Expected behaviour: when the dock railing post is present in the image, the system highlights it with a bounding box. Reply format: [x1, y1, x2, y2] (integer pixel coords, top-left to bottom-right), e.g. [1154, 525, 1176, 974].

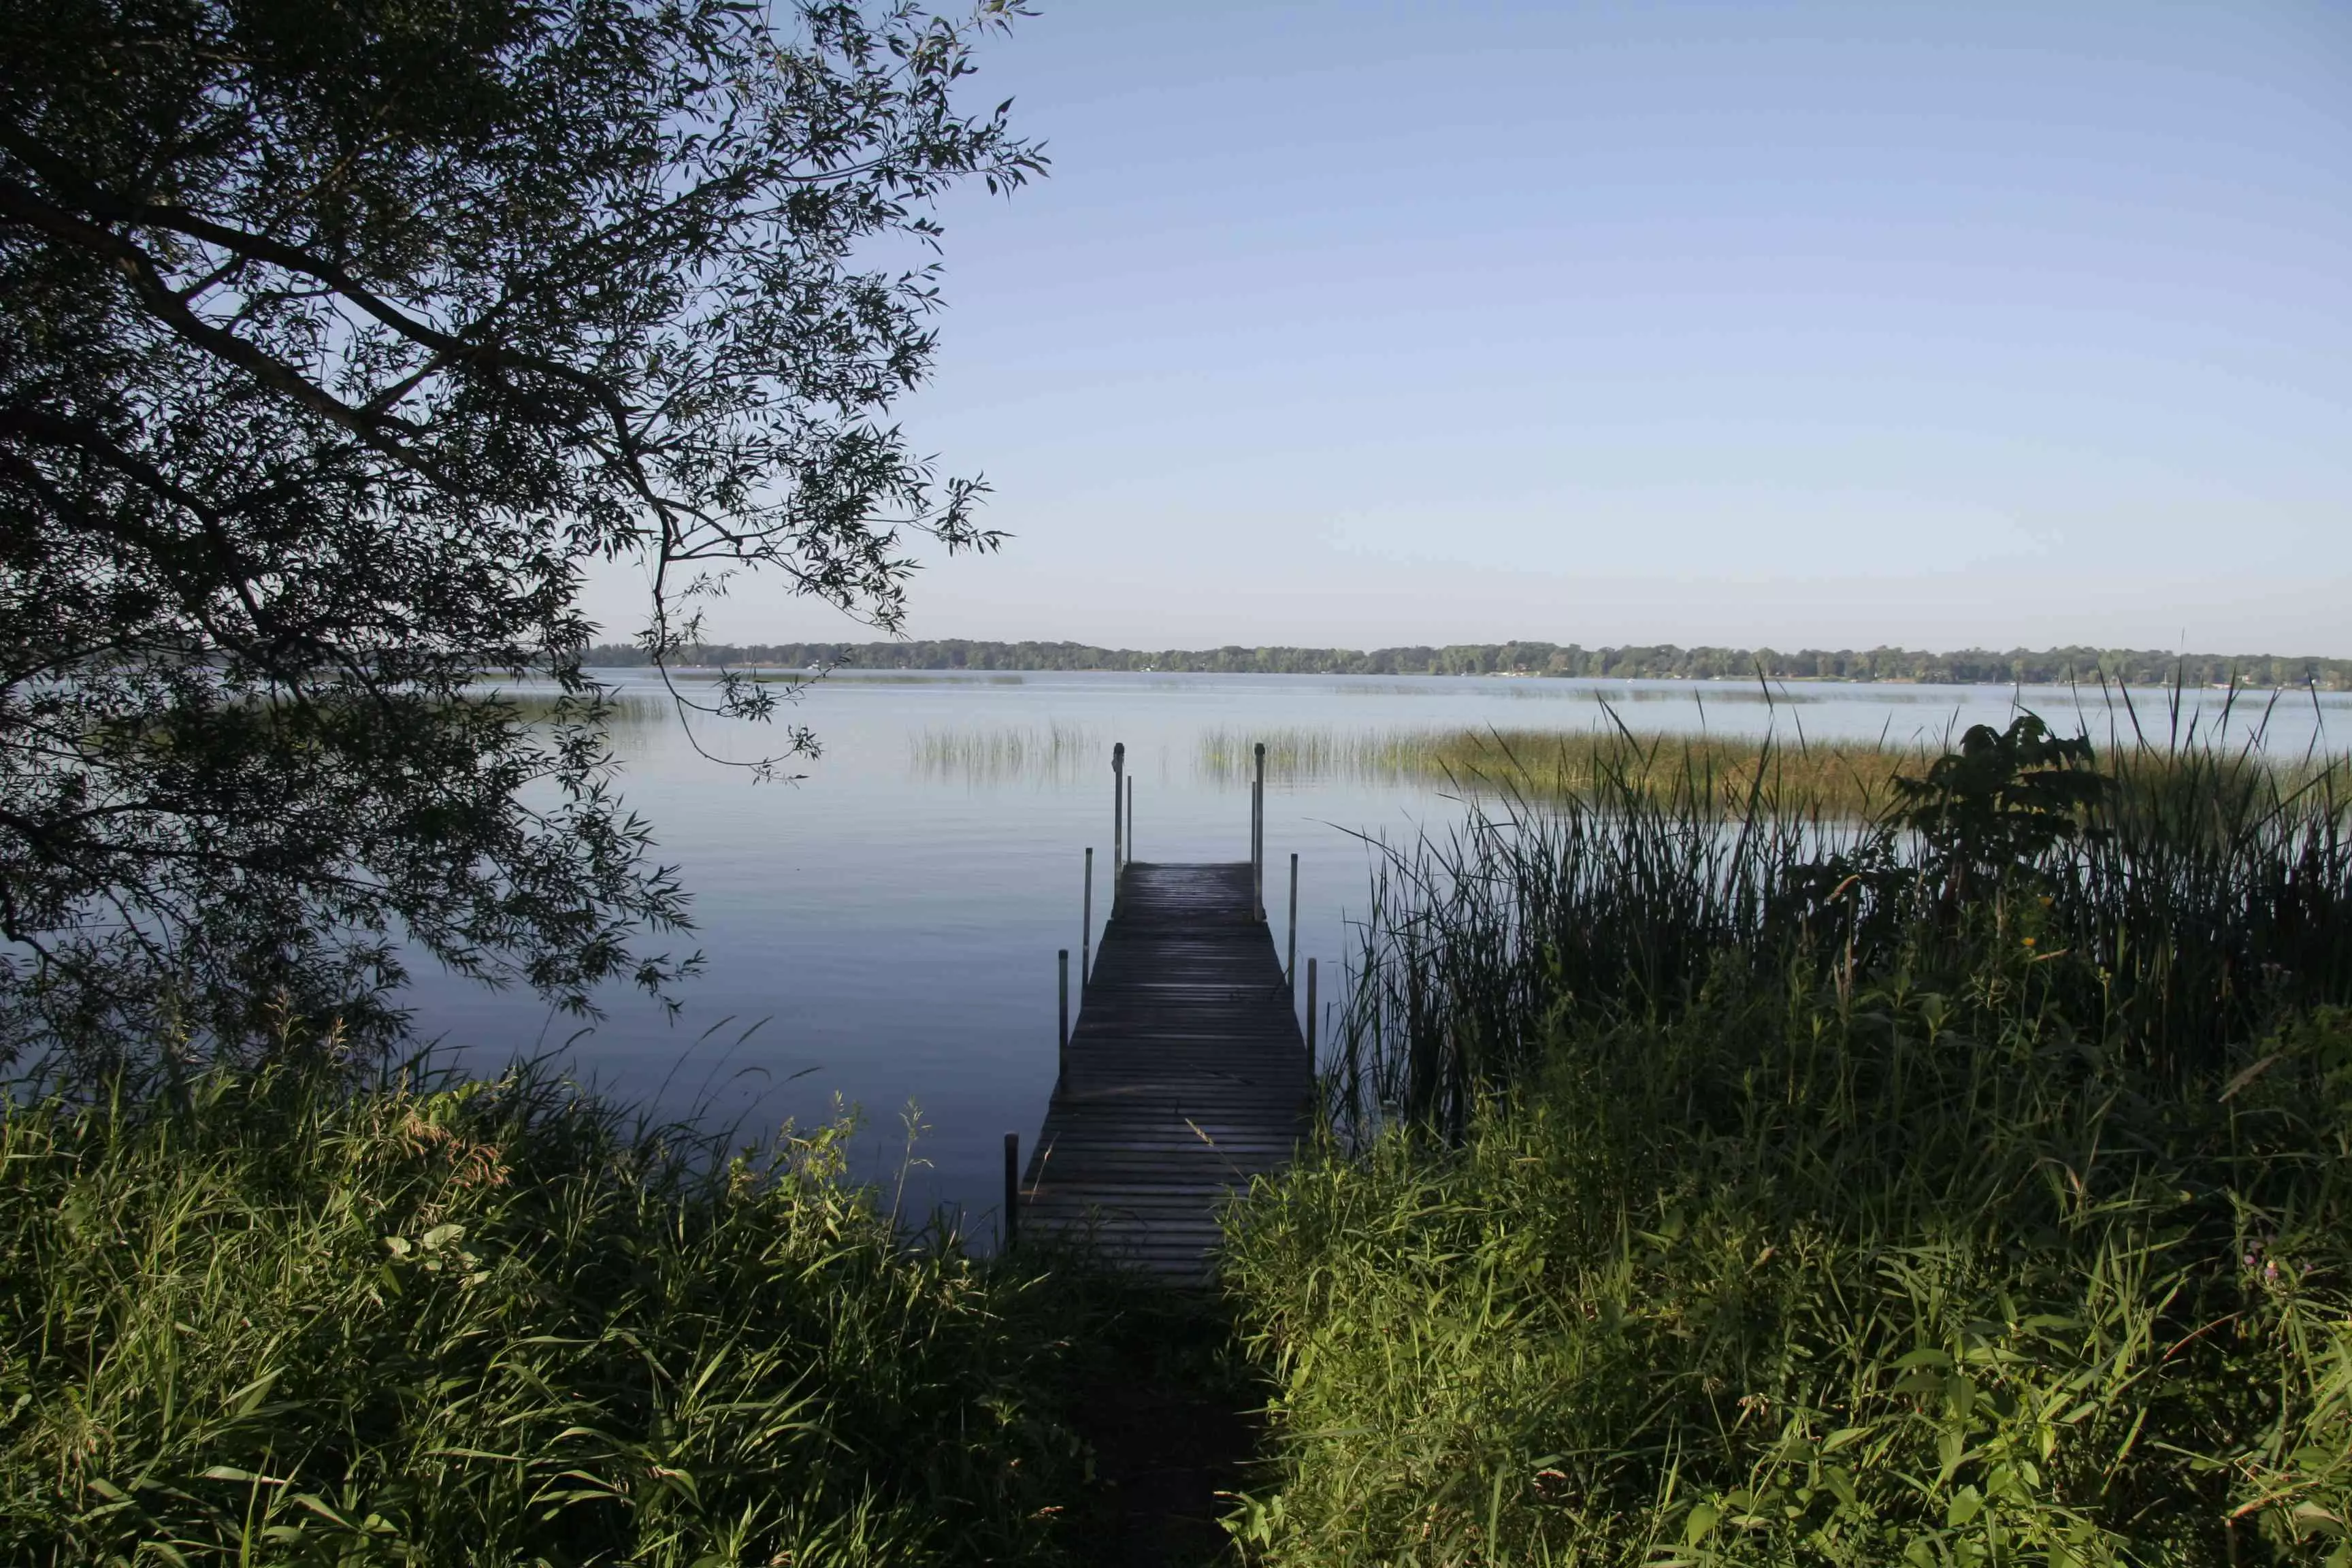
[1127, 775, 1135, 865]
[1081, 848, 1093, 985]
[1251, 779, 1260, 917]
[1058, 949, 1070, 1073]
[1003, 1132, 1019, 1251]
[1306, 957, 1318, 1073]
[1252, 742, 1266, 919]
[1287, 852, 1298, 987]
[1111, 742, 1125, 880]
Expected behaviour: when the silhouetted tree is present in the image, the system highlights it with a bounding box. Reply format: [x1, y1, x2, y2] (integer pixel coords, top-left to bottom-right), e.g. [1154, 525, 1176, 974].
[0, 0, 1039, 1061]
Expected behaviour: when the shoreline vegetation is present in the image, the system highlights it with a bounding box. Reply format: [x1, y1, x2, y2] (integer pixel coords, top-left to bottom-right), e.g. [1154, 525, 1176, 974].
[0, 1049, 1237, 1565]
[1200, 725, 2351, 819]
[582, 638, 2352, 691]
[1224, 719, 2352, 1565]
[11, 720, 2350, 1564]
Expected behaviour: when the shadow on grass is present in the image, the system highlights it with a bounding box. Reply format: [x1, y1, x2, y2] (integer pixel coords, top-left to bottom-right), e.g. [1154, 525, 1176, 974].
[996, 1241, 1273, 1567]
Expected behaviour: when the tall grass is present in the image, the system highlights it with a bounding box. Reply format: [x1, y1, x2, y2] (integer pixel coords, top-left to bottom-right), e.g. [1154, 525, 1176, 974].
[1319, 728, 2351, 1135]
[1222, 719, 2352, 1565]
[0, 1051, 1097, 1565]
[909, 721, 1099, 785]
[1226, 988, 2352, 1565]
[466, 689, 671, 726]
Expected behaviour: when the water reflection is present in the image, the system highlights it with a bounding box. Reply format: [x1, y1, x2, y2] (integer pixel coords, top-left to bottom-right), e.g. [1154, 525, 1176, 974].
[407, 668, 2347, 1233]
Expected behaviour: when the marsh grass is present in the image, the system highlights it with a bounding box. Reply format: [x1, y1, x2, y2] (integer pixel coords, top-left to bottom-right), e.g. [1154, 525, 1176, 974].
[1200, 725, 1922, 814]
[1326, 724, 2347, 1130]
[910, 721, 1099, 785]
[467, 689, 670, 727]
[1198, 723, 2342, 822]
[0, 1051, 1142, 1565]
[1221, 719, 2352, 1565]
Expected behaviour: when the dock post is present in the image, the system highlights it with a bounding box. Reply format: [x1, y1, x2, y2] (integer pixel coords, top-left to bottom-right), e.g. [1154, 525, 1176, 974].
[1111, 742, 1125, 877]
[1306, 957, 1318, 1073]
[1003, 1132, 1019, 1250]
[1252, 743, 1266, 919]
[1253, 780, 1265, 919]
[1058, 948, 1070, 1071]
[1287, 852, 1298, 987]
[1128, 775, 1135, 864]
[1082, 848, 1094, 985]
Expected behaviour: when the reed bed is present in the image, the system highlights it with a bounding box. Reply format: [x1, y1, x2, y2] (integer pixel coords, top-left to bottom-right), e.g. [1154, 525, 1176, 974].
[1198, 721, 2337, 823]
[1414, 730, 1913, 814]
[466, 689, 671, 726]
[0, 1053, 1109, 1565]
[1317, 726, 2351, 1130]
[1200, 724, 1923, 815]
[1222, 721, 2352, 1565]
[909, 721, 1100, 785]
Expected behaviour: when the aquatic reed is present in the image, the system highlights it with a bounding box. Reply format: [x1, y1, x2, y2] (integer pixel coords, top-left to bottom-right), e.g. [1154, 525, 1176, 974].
[1198, 722, 2342, 823]
[465, 689, 671, 725]
[909, 721, 1100, 785]
[1315, 726, 2350, 1134]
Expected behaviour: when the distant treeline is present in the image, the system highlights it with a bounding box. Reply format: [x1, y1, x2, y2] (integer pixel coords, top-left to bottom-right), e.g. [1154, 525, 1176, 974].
[583, 640, 2352, 690]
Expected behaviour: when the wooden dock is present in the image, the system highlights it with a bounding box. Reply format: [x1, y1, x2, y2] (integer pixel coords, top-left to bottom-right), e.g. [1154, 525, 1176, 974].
[1019, 857, 1314, 1281]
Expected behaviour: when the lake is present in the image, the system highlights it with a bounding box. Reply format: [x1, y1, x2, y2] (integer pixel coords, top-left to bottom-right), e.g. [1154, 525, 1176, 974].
[407, 669, 2348, 1234]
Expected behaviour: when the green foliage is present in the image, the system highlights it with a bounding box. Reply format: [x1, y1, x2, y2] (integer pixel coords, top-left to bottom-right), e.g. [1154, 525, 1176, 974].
[1225, 978, 2352, 1566]
[1322, 724, 2349, 1137]
[1222, 721, 2352, 1563]
[1, 0, 1039, 1062]
[1890, 716, 2114, 885]
[0, 1054, 1091, 1565]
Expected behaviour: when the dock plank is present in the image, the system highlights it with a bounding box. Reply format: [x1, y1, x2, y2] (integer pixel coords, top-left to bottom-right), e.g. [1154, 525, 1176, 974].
[1019, 860, 1312, 1281]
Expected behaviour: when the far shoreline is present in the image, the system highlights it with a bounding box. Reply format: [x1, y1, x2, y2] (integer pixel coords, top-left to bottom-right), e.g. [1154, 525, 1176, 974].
[575, 638, 2352, 692]
[585, 662, 2352, 696]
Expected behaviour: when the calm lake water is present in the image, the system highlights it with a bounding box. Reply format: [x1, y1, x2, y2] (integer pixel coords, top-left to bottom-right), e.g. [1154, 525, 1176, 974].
[407, 669, 2348, 1233]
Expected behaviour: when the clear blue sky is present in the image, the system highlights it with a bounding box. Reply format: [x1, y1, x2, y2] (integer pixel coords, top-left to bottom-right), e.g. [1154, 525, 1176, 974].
[587, 0, 2352, 655]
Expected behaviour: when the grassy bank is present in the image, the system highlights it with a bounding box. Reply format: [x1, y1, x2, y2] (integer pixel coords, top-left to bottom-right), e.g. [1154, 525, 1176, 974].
[1222, 723, 2352, 1565]
[0, 1054, 1123, 1565]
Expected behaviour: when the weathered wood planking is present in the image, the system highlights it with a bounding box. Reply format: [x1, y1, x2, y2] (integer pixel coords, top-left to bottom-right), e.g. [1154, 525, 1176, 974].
[1021, 861, 1312, 1280]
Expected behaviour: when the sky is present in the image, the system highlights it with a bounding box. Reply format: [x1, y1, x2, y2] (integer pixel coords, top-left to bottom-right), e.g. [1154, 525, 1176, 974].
[583, 0, 2352, 656]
